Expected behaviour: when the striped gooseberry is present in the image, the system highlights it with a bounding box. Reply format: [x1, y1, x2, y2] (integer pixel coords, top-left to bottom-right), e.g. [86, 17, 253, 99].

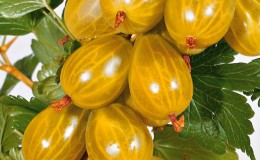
[164, 0, 235, 55]
[64, 0, 118, 41]
[60, 35, 132, 109]
[123, 87, 170, 127]
[151, 19, 206, 55]
[85, 103, 153, 160]
[128, 34, 193, 132]
[22, 104, 89, 160]
[224, 0, 260, 56]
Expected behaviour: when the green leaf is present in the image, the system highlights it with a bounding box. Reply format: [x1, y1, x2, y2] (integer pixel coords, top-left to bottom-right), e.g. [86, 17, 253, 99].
[0, 147, 24, 160]
[0, 95, 46, 116]
[191, 45, 260, 92]
[0, 0, 63, 18]
[33, 76, 65, 104]
[37, 60, 61, 81]
[0, 13, 40, 35]
[153, 125, 238, 160]
[0, 152, 13, 160]
[180, 43, 258, 160]
[244, 88, 260, 107]
[32, 44, 67, 104]
[0, 96, 46, 154]
[243, 59, 260, 107]
[0, 0, 44, 18]
[63, 39, 81, 55]
[30, 14, 71, 104]
[32, 16, 66, 64]
[7, 148, 24, 160]
[192, 62, 260, 92]
[180, 102, 228, 154]
[0, 0, 63, 35]
[0, 54, 39, 96]
[190, 43, 236, 67]
[32, 56, 67, 104]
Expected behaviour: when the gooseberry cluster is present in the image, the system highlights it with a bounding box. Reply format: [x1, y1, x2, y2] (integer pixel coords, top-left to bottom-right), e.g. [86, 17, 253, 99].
[22, 0, 260, 160]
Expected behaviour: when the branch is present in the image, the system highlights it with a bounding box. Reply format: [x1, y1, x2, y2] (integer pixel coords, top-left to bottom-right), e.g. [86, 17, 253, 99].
[0, 37, 17, 65]
[0, 65, 33, 88]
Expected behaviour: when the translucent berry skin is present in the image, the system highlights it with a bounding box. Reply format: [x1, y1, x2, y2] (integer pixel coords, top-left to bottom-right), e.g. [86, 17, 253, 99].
[60, 35, 132, 109]
[153, 19, 206, 55]
[22, 104, 89, 160]
[124, 89, 169, 127]
[225, 0, 260, 56]
[100, 0, 166, 34]
[64, 0, 118, 41]
[129, 34, 193, 120]
[164, 0, 235, 54]
[85, 103, 153, 160]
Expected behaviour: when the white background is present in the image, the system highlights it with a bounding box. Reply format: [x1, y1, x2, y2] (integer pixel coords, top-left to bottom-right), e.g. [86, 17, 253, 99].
[0, 3, 260, 160]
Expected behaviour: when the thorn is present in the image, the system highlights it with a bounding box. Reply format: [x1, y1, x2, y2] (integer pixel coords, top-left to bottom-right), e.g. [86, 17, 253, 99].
[182, 55, 191, 72]
[58, 35, 70, 46]
[186, 36, 196, 49]
[51, 95, 72, 111]
[169, 114, 185, 133]
[115, 10, 126, 29]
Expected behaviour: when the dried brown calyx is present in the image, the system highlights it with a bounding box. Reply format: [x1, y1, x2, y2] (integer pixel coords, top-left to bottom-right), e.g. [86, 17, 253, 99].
[58, 35, 70, 46]
[169, 114, 185, 133]
[115, 10, 126, 29]
[186, 35, 196, 49]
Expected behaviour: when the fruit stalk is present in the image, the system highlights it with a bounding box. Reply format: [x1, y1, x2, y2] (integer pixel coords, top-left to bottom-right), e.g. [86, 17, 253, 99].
[182, 55, 191, 72]
[51, 95, 72, 111]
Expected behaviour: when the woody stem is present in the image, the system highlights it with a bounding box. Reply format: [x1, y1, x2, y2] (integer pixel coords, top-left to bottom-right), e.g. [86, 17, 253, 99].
[1, 52, 11, 66]
[0, 37, 18, 65]
[0, 65, 33, 88]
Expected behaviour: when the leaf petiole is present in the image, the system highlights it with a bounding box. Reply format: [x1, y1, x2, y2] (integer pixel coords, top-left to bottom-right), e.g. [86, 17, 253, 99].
[41, 10, 67, 36]
[41, 0, 75, 40]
